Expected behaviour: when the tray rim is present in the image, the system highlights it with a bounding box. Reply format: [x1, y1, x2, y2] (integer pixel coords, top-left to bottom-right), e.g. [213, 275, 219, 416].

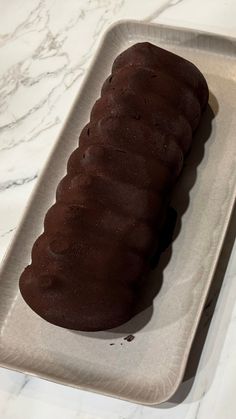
[0, 19, 236, 405]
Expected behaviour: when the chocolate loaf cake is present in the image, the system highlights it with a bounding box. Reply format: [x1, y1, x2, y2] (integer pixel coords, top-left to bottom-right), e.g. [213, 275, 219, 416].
[19, 42, 209, 331]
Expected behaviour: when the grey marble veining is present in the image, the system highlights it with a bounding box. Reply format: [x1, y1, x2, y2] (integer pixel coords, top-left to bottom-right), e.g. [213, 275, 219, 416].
[0, 0, 236, 418]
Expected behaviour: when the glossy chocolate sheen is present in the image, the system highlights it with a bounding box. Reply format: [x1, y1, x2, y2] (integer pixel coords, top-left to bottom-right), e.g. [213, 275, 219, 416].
[19, 42, 209, 331]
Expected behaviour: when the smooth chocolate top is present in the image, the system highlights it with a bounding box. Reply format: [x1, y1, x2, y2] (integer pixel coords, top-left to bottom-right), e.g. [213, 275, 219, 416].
[19, 42, 209, 331]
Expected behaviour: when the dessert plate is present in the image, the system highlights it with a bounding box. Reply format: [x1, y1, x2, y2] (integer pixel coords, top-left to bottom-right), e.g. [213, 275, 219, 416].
[0, 21, 236, 405]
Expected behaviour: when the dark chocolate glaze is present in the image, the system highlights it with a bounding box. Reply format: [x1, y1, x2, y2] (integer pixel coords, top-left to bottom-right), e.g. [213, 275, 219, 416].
[19, 42, 209, 331]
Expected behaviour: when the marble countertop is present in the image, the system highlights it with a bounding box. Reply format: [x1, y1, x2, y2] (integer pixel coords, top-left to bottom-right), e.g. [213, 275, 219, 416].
[0, 0, 236, 417]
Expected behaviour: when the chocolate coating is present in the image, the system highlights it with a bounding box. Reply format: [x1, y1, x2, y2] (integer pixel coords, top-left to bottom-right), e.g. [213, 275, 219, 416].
[19, 42, 209, 331]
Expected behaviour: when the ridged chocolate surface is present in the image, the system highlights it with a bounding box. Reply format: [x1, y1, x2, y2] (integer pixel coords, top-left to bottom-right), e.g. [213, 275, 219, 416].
[19, 42, 209, 331]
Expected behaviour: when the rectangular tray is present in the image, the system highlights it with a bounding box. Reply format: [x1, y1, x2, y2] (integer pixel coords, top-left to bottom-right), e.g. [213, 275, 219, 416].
[0, 21, 236, 405]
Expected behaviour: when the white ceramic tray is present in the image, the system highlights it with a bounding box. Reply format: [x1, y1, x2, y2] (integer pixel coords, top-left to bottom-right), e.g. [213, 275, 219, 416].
[0, 21, 236, 405]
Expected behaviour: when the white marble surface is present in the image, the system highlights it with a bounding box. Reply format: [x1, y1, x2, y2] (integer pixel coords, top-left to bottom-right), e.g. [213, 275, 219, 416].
[0, 0, 236, 417]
